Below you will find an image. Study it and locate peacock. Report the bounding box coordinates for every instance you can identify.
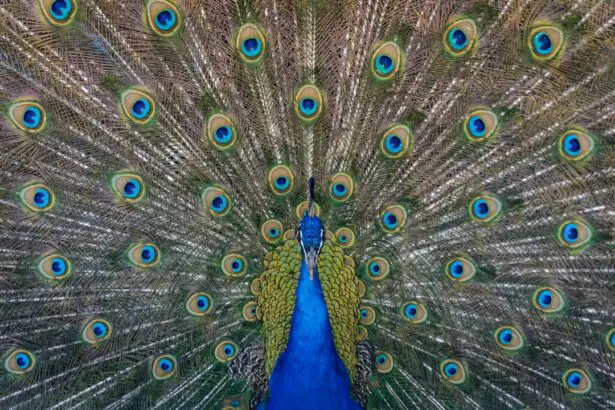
[1,0,615,408]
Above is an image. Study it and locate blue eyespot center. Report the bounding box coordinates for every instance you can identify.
[377,354,387,364]
[269,228,279,237]
[360,310,367,318]
[383,212,398,228]
[33,188,51,208]
[131,99,151,119]
[449,261,464,278]
[562,223,579,243]
[333,183,347,197]
[15,353,30,369]
[231,259,243,272]
[242,38,262,57]
[533,32,553,55]
[449,28,468,50]
[445,363,458,376]
[567,372,582,387]
[375,54,394,75]
[538,290,553,307]
[369,262,380,275]
[214,126,233,144]
[50,0,72,20]
[300,98,317,116]
[51,258,67,275]
[155,9,177,31]
[386,135,403,153]
[159,358,173,372]
[473,199,489,218]
[405,304,417,318]
[275,176,289,190]
[224,344,235,356]
[196,295,209,310]
[93,322,107,338]
[339,235,347,243]
[468,116,486,137]
[123,179,141,199]
[23,107,42,129]
[141,246,157,264]
[499,329,513,344]
[211,195,227,212]
[563,134,581,156]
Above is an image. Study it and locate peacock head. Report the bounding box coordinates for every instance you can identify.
[296,178,325,280]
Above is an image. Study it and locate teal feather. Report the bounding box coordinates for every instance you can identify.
[1,0,615,409]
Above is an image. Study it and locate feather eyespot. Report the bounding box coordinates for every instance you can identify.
[207,114,237,150]
[38,253,72,281]
[127,242,160,268]
[557,219,593,252]
[294,85,324,122]
[463,109,499,143]
[358,306,376,325]
[121,89,156,125]
[215,340,239,362]
[236,24,266,63]
[444,18,478,57]
[261,219,283,244]
[444,256,477,282]
[401,301,427,324]
[147,0,181,36]
[152,354,177,380]
[440,359,466,384]
[381,124,413,158]
[374,351,393,373]
[8,101,47,133]
[222,254,247,277]
[562,368,592,394]
[469,193,502,223]
[82,319,112,344]
[370,42,402,80]
[201,187,232,217]
[365,256,390,281]
[4,349,35,375]
[357,325,368,341]
[18,182,56,213]
[558,128,594,162]
[268,165,294,196]
[329,173,354,203]
[335,227,355,248]
[186,292,213,316]
[295,200,321,219]
[222,396,247,410]
[242,301,258,322]
[111,172,145,203]
[494,326,524,351]
[39,0,77,26]
[379,204,407,234]
[528,24,565,62]
[532,287,565,313]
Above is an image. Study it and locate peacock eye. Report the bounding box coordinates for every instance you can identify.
[562,368,592,394]
[39,0,77,26]
[111,172,145,203]
[261,219,284,244]
[557,219,593,251]
[82,319,112,344]
[494,326,524,351]
[401,301,428,324]
[18,182,56,213]
[127,242,160,268]
[295,200,321,219]
[381,125,413,158]
[558,128,595,162]
[444,256,477,282]
[215,340,239,362]
[120,89,156,125]
[201,187,232,217]
[329,173,354,202]
[370,42,402,80]
[147,0,181,36]
[335,227,355,248]
[358,306,376,326]
[528,25,565,62]
[443,18,478,57]
[206,113,238,150]
[379,204,407,234]
[294,85,324,122]
[236,23,266,63]
[532,287,565,313]
[463,109,499,143]
[469,193,502,223]
[222,254,247,277]
[152,354,177,380]
[374,352,393,373]
[268,165,295,196]
[8,101,47,133]
[186,292,213,316]
[4,349,36,375]
[365,256,390,281]
[242,301,259,322]
[440,359,466,384]
[38,253,72,281]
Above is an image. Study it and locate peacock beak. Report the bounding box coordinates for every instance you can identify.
[305,250,318,280]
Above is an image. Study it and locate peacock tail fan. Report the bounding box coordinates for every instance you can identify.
[1,0,615,409]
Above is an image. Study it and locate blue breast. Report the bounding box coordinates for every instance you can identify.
[260,260,362,410]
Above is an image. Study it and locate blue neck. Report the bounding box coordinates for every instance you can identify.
[260,260,361,410]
